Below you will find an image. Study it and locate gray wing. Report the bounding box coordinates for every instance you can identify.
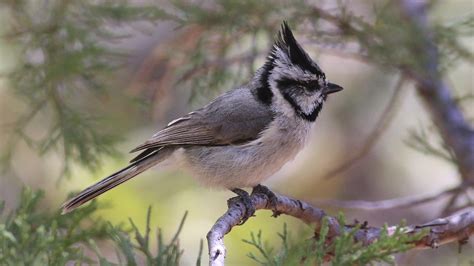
[130,88,274,161]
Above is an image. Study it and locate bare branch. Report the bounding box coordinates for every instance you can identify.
[314,181,473,210]
[207,191,474,265]
[323,75,407,179]
[398,0,474,181]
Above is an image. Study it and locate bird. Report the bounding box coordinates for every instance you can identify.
[61,21,343,217]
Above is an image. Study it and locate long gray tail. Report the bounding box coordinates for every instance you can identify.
[61,148,172,214]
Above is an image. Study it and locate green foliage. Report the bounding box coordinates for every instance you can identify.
[1,188,105,265]
[242,228,285,265]
[405,124,455,163]
[0,187,187,265]
[0,0,175,174]
[243,215,427,266]
[434,15,474,70]
[331,219,426,265]
[126,207,187,265]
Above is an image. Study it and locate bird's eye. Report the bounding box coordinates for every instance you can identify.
[276,78,321,92]
[276,78,304,90]
[305,80,320,91]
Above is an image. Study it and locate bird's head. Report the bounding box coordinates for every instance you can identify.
[255,22,343,121]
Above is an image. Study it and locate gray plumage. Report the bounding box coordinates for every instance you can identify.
[131,87,274,152]
[61,22,343,214]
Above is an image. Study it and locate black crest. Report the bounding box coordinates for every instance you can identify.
[272,21,322,75]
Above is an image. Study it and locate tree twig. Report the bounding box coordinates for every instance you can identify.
[314,181,473,210]
[322,75,407,179]
[207,191,474,265]
[398,0,474,181]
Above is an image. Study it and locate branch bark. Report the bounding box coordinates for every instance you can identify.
[315,182,472,211]
[398,0,474,181]
[207,191,474,266]
[322,75,407,179]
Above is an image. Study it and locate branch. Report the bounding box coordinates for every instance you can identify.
[315,181,472,210]
[322,75,406,179]
[398,0,474,181]
[207,191,474,266]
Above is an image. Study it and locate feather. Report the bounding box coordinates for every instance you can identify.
[61,148,172,214]
[130,88,274,154]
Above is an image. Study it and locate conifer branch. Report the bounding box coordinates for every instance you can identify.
[399,0,474,181]
[315,181,473,211]
[207,191,474,266]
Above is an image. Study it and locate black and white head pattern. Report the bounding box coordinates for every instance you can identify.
[256,22,328,122]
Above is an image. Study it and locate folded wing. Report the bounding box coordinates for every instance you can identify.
[130,88,274,162]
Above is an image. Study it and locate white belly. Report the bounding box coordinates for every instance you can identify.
[179,118,312,189]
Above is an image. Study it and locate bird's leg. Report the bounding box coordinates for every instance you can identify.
[251,184,281,217]
[228,188,255,225]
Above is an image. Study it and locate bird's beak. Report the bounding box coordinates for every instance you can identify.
[326,82,343,94]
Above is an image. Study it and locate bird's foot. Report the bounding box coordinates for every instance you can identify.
[251,184,281,217]
[228,188,255,225]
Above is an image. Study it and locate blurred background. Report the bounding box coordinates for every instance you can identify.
[0,0,472,265]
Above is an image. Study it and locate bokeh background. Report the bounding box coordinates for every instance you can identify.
[0,0,472,265]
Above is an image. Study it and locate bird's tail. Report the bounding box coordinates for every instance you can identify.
[61,148,172,214]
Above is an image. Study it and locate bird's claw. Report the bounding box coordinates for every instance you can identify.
[252,184,281,217]
[229,188,255,225]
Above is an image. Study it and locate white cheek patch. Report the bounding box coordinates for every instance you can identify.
[297,92,322,115]
[284,88,322,116]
